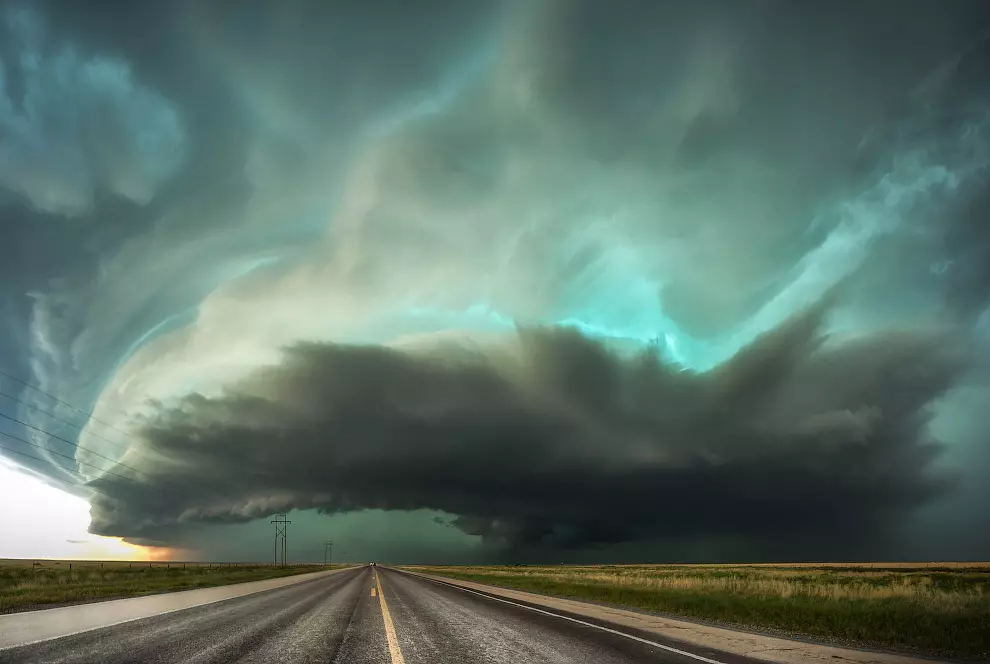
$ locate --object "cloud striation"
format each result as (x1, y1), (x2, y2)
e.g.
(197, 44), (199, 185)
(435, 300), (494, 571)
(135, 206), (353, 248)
(88, 296), (964, 555)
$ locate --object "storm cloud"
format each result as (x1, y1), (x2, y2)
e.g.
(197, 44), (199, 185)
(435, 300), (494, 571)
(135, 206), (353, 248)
(0, 5), (184, 216)
(2, 0), (990, 562)
(87, 295), (964, 554)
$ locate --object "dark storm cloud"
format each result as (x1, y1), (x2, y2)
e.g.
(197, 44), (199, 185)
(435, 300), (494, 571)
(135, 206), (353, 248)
(2, 0), (989, 564)
(931, 33), (990, 321)
(0, 4), (185, 216)
(495, 0), (990, 338)
(87, 295), (965, 553)
(828, 27), (990, 325)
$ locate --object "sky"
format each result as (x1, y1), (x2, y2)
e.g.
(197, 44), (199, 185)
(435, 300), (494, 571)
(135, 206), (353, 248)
(1, 0), (989, 564)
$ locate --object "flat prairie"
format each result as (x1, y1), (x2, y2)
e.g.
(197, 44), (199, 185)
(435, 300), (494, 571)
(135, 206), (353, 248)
(0, 559), (333, 614)
(407, 563), (990, 660)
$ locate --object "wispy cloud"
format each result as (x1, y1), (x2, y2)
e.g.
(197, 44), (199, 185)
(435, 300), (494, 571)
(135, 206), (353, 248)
(0, 5), (184, 216)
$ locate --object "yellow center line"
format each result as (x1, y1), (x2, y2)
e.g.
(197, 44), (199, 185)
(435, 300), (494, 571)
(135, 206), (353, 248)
(375, 569), (405, 664)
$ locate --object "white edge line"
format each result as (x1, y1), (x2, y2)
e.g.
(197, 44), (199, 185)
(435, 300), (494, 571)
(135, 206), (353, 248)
(399, 570), (729, 664)
(0, 568), (346, 652)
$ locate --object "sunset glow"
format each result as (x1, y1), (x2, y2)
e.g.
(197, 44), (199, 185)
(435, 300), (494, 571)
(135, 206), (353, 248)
(0, 461), (170, 561)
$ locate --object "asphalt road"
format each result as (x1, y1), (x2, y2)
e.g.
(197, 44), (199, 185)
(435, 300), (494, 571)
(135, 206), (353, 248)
(0, 566), (759, 664)
(0, 570), (338, 648)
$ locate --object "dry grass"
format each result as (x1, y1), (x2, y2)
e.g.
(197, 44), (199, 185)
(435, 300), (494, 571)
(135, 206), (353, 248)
(409, 563), (990, 659)
(0, 558), (252, 568)
(429, 563), (988, 605)
(597, 561), (990, 568)
(0, 559), (333, 613)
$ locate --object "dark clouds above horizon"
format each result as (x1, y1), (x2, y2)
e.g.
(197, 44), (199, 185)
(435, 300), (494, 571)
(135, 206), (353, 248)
(88, 297), (967, 555)
(2, 0), (990, 562)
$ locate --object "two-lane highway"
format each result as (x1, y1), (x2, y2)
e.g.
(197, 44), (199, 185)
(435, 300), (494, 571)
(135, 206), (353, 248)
(0, 567), (390, 664)
(0, 566), (757, 664)
(377, 567), (742, 664)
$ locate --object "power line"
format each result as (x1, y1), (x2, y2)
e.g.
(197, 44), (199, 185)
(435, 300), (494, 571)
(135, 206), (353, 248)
(0, 441), (75, 471)
(323, 540), (333, 565)
(271, 514), (290, 567)
(0, 367), (139, 445)
(0, 387), (192, 500)
(0, 410), (152, 482)
(0, 431), (140, 485)
(0, 443), (103, 495)
(0, 390), (131, 453)
(0, 442), (146, 507)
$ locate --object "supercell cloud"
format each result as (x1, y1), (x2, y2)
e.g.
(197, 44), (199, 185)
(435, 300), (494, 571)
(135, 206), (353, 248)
(2, 0), (990, 562)
(0, 6), (184, 215)
(88, 298), (965, 556)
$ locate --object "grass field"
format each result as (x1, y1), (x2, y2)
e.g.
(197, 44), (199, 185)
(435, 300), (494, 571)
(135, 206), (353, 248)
(0, 559), (334, 614)
(407, 563), (990, 660)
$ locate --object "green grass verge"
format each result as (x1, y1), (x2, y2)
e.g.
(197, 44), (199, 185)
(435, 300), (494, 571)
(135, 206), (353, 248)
(0, 563), (336, 613)
(410, 567), (989, 660)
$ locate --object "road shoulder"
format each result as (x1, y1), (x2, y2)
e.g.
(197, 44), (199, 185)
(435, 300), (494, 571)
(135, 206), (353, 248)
(398, 570), (946, 664)
(0, 568), (347, 650)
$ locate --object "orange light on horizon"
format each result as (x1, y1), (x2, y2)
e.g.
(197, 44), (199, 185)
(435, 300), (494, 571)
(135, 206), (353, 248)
(62, 537), (179, 562)
(0, 461), (187, 562)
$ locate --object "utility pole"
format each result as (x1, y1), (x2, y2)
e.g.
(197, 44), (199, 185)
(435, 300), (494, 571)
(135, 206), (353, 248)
(270, 514), (291, 567)
(323, 541), (333, 566)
